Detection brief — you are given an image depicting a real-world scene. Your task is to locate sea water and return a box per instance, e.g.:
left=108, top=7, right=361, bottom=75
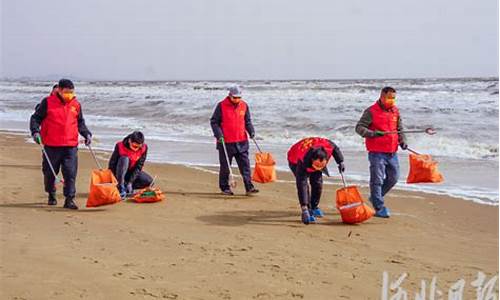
left=0, top=78, right=498, bottom=204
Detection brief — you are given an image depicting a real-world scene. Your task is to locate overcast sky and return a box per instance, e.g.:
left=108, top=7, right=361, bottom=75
left=1, top=0, right=498, bottom=80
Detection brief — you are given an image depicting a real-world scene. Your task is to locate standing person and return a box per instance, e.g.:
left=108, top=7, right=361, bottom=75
left=210, top=85, right=259, bottom=196
left=287, top=137, right=345, bottom=224
left=108, top=131, right=153, bottom=199
left=30, top=79, right=92, bottom=209
left=355, top=86, right=408, bottom=218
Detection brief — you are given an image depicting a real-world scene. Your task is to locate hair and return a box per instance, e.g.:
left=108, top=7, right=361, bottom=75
left=381, top=86, right=396, bottom=94
left=58, top=79, right=74, bottom=90
left=52, top=84, right=58, bottom=90
left=129, top=131, right=145, bottom=144
left=311, top=147, right=327, bottom=161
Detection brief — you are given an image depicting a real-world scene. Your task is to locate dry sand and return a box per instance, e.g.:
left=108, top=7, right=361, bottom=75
left=0, top=132, right=498, bottom=299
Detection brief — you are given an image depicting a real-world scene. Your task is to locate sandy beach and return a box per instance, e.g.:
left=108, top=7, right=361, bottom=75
left=0, top=132, right=498, bottom=299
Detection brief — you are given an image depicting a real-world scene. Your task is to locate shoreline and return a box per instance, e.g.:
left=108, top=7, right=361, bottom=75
left=0, top=131, right=498, bottom=299
left=2, top=129, right=497, bottom=207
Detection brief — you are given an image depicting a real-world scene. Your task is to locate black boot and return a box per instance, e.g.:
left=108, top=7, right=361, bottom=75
left=47, top=193, right=57, bottom=206
left=63, top=197, right=78, bottom=210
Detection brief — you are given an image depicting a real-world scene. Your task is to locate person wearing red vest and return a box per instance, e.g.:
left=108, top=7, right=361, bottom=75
left=287, top=137, right=345, bottom=224
left=108, top=131, right=153, bottom=199
left=355, top=86, right=408, bottom=218
left=210, top=85, right=259, bottom=196
left=30, top=79, right=92, bottom=209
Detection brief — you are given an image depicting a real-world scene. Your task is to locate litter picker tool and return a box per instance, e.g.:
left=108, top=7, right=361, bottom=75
left=252, top=138, right=263, bottom=153
left=87, top=144, right=103, bottom=169
left=221, top=139, right=237, bottom=188
left=38, top=143, right=64, bottom=184
left=384, top=127, right=437, bottom=135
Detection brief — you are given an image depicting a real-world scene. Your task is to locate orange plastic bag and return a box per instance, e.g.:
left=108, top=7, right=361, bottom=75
left=406, top=153, right=444, bottom=183
left=132, top=187, right=165, bottom=203
left=252, top=152, right=277, bottom=183
left=86, top=169, right=122, bottom=207
left=335, top=186, right=374, bottom=224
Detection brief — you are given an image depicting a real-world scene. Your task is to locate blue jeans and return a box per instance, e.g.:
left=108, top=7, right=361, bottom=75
left=368, top=152, right=400, bottom=211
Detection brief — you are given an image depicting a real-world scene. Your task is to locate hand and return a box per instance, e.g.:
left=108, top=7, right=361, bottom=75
left=33, top=132, right=42, bottom=144
left=338, top=162, right=345, bottom=173
left=126, top=182, right=133, bottom=194
left=375, top=130, right=385, bottom=137
left=399, top=142, right=408, bottom=150
left=84, top=134, right=92, bottom=146
left=219, top=136, right=225, bottom=143
left=249, top=132, right=255, bottom=139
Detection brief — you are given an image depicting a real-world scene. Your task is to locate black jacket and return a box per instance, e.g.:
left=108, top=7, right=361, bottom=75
left=108, top=135, right=147, bottom=183
left=210, top=100, right=255, bottom=154
left=29, top=94, right=92, bottom=138
left=291, top=140, right=344, bottom=206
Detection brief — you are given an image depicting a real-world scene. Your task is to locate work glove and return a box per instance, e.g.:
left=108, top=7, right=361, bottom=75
left=374, top=130, right=385, bottom=137
left=84, top=134, right=92, bottom=146
left=399, top=142, right=408, bottom=150
left=249, top=132, right=255, bottom=139
left=338, top=162, right=345, bottom=173
left=126, top=182, right=133, bottom=194
left=219, top=136, right=225, bottom=144
left=33, top=132, right=42, bottom=144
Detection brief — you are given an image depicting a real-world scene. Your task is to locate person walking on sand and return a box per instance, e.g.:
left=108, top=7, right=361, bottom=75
left=287, top=137, right=345, bottom=224
left=108, top=131, right=153, bottom=199
left=30, top=79, right=92, bottom=209
left=210, top=85, right=259, bottom=196
left=355, top=86, right=408, bottom=218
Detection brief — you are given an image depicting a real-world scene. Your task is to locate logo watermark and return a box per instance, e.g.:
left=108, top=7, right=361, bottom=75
left=381, top=271, right=498, bottom=300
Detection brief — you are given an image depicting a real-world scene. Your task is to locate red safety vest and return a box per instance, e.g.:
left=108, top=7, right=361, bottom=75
left=365, top=102, right=400, bottom=153
left=117, top=141, right=147, bottom=170
left=220, top=97, right=248, bottom=143
left=40, top=94, right=81, bottom=147
left=287, top=137, right=334, bottom=169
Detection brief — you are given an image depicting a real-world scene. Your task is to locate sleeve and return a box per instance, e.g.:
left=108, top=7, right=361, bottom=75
left=355, top=108, right=375, bottom=138
left=244, top=105, right=255, bottom=138
left=77, top=106, right=92, bottom=138
left=29, top=98, right=48, bottom=135
left=329, top=140, right=344, bottom=164
left=210, top=103, right=223, bottom=139
left=128, top=147, right=147, bottom=183
left=397, top=115, right=407, bottom=145
left=108, top=144, right=119, bottom=172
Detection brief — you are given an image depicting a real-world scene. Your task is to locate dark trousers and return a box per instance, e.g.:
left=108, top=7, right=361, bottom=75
left=289, top=163, right=323, bottom=209
left=42, top=146, right=78, bottom=199
left=218, top=148, right=254, bottom=192
left=115, top=156, right=153, bottom=189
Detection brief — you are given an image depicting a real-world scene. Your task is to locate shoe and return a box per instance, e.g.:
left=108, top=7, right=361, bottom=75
left=311, top=207, right=324, bottom=218
left=118, top=184, right=127, bottom=200
left=63, top=198, right=78, bottom=210
left=375, top=207, right=390, bottom=218
left=245, top=188, right=259, bottom=196
left=221, top=189, right=234, bottom=196
left=47, top=193, right=57, bottom=206
left=301, top=210, right=316, bottom=225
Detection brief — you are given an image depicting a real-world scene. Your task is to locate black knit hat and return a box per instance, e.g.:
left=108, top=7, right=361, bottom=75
left=58, top=78, right=74, bottom=89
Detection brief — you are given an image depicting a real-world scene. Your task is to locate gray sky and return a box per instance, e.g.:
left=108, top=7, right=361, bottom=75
left=1, top=0, right=498, bottom=80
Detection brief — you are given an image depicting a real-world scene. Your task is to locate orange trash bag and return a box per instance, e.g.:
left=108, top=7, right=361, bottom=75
left=251, top=139, right=277, bottom=183
left=252, top=152, right=277, bottom=183
left=132, top=187, right=165, bottom=203
left=406, top=151, right=444, bottom=184
left=86, top=169, right=122, bottom=207
left=335, top=173, right=374, bottom=224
